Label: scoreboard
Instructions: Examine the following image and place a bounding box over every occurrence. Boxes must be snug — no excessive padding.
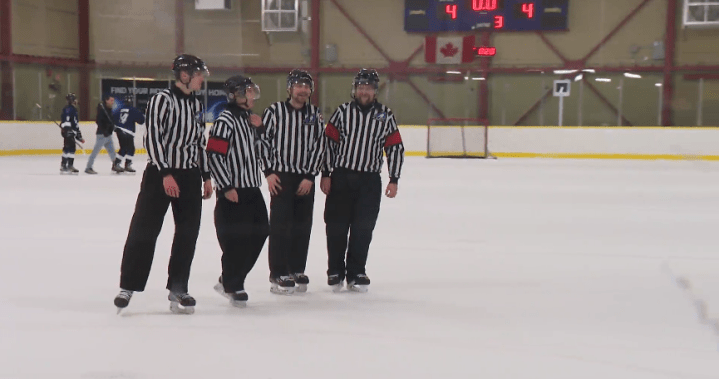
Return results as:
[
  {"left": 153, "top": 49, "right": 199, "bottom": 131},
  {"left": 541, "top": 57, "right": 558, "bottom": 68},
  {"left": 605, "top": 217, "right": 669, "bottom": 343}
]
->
[{"left": 405, "top": 0, "right": 569, "bottom": 32}]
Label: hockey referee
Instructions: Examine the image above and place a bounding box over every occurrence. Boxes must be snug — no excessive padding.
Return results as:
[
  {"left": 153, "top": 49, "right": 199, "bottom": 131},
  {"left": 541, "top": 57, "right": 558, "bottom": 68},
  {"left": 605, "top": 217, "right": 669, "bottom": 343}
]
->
[
  {"left": 114, "top": 54, "right": 214, "bottom": 314},
  {"left": 320, "top": 68, "right": 405, "bottom": 293},
  {"left": 207, "top": 75, "right": 269, "bottom": 307},
  {"left": 259, "top": 69, "right": 327, "bottom": 295}
]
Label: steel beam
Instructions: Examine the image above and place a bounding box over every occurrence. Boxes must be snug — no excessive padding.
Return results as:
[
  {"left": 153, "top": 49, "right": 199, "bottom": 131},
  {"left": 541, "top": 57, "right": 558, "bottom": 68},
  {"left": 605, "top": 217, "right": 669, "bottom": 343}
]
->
[
  {"left": 662, "top": 0, "right": 677, "bottom": 126},
  {"left": 1, "top": 0, "right": 13, "bottom": 120},
  {"left": 176, "top": 0, "right": 185, "bottom": 55},
  {"left": 78, "top": 0, "right": 90, "bottom": 120},
  {"left": 583, "top": 78, "right": 633, "bottom": 126},
  {"left": 310, "top": 0, "right": 321, "bottom": 105}
]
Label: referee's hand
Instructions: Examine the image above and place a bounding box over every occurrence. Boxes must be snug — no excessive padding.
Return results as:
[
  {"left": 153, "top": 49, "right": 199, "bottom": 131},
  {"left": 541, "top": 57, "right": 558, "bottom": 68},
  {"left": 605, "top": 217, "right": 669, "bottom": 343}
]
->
[
  {"left": 163, "top": 175, "right": 180, "bottom": 198},
  {"left": 320, "top": 177, "right": 331, "bottom": 195},
  {"left": 202, "top": 179, "right": 213, "bottom": 199},
  {"left": 266, "top": 174, "right": 282, "bottom": 196},
  {"left": 385, "top": 183, "right": 398, "bottom": 198},
  {"left": 296, "top": 179, "right": 313, "bottom": 196}
]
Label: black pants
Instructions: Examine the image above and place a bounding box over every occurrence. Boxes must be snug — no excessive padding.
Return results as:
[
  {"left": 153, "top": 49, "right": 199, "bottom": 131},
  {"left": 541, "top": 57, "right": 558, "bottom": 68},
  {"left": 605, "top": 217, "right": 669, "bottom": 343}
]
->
[
  {"left": 119, "top": 164, "right": 203, "bottom": 293},
  {"left": 61, "top": 130, "right": 77, "bottom": 167},
  {"left": 324, "top": 169, "right": 381, "bottom": 280},
  {"left": 62, "top": 132, "right": 76, "bottom": 154},
  {"left": 214, "top": 188, "right": 269, "bottom": 292},
  {"left": 268, "top": 172, "right": 315, "bottom": 278},
  {"left": 117, "top": 131, "right": 135, "bottom": 161}
]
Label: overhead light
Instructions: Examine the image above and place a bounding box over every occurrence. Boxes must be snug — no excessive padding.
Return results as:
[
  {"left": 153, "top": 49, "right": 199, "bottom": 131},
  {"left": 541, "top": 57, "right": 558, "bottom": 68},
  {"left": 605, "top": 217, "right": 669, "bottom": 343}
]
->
[
  {"left": 553, "top": 69, "right": 577, "bottom": 74},
  {"left": 582, "top": 69, "right": 596, "bottom": 73},
  {"left": 471, "top": 77, "right": 485, "bottom": 80},
  {"left": 120, "top": 77, "right": 157, "bottom": 81},
  {"left": 655, "top": 83, "right": 662, "bottom": 87},
  {"left": 624, "top": 73, "right": 642, "bottom": 79},
  {"left": 595, "top": 78, "right": 611, "bottom": 82},
  {"left": 574, "top": 74, "right": 583, "bottom": 82},
  {"left": 446, "top": 70, "right": 462, "bottom": 74}
]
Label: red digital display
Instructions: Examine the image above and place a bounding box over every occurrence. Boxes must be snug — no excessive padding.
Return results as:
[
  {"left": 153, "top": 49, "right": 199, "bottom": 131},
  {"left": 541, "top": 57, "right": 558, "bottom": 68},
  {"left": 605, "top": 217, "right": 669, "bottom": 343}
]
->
[
  {"left": 494, "top": 15, "right": 504, "bottom": 28},
  {"left": 445, "top": 4, "right": 458, "bottom": 20},
  {"left": 522, "top": 3, "right": 534, "bottom": 18},
  {"left": 471, "top": 0, "right": 498, "bottom": 11},
  {"left": 473, "top": 46, "right": 497, "bottom": 56}
]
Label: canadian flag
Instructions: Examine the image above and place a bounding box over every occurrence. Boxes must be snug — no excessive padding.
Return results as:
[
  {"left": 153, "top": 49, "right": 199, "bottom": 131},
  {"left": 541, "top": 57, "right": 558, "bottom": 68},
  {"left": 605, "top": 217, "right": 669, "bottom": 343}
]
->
[{"left": 425, "top": 35, "right": 475, "bottom": 64}]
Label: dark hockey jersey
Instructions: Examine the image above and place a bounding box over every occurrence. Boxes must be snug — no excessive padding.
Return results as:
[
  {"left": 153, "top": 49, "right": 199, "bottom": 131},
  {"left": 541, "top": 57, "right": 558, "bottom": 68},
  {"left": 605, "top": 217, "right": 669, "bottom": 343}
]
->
[{"left": 60, "top": 105, "right": 82, "bottom": 141}]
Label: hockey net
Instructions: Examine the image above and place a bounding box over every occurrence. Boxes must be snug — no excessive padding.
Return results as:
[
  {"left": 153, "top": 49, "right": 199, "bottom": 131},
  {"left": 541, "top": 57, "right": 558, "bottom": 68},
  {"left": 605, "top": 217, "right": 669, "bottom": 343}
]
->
[{"left": 426, "top": 118, "right": 492, "bottom": 158}]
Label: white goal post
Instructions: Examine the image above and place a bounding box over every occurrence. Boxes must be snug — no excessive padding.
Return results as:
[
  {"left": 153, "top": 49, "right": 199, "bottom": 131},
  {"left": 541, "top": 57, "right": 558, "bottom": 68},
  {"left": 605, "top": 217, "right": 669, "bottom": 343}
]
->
[{"left": 426, "top": 118, "right": 493, "bottom": 159}]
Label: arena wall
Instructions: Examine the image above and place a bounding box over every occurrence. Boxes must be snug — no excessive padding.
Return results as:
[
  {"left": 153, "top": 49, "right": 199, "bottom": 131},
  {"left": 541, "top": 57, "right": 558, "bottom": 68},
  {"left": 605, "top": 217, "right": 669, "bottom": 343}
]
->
[{"left": 2, "top": 122, "right": 718, "bottom": 160}]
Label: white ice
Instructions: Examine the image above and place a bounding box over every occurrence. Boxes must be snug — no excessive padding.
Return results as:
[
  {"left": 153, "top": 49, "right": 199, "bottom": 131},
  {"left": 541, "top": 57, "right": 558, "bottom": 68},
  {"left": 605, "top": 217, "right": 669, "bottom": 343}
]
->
[{"left": 1, "top": 155, "right": 719, "bottom": 379}]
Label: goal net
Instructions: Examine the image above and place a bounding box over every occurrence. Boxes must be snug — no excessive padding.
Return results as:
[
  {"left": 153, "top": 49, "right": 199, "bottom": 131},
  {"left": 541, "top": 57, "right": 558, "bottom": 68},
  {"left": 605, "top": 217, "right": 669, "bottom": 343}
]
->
[{"left": 426, "top": 118, "right": 491, "bottom": 158}]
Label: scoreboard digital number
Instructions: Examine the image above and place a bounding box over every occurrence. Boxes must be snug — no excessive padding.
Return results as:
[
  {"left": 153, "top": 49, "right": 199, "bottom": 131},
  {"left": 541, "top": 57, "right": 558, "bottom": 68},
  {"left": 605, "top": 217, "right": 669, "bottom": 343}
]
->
[{"left": 405, "top": 0, "right": 569, "bottom": 32}]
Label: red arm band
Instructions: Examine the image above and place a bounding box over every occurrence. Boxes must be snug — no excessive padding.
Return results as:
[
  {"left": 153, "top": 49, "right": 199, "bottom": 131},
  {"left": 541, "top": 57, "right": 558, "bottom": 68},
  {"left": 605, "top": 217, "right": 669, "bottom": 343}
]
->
[
  {"left": 206, "top": 137, "right": 230, "bottom": 156},
  {"left": 384, "top": 131, "right": 402, "bottom": 148},
  {"left": 325, "top": 122, "right": 340, "bottom": 143}
]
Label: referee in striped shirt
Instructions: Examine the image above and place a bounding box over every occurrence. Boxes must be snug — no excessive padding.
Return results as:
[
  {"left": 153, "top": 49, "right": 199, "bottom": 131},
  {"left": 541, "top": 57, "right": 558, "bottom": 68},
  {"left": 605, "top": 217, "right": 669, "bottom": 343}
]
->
[
  {"left": 321, "top": 68, "right": 405, "bottom": 293},
  {"left": 114, "top": 54, "right": 213, "bottom": 314},
  {"left": 207, "top": 75, "right": 269, "bottom": 307},
  {"left": 259, "top": 69, "right": 326, "bottom": 294}
]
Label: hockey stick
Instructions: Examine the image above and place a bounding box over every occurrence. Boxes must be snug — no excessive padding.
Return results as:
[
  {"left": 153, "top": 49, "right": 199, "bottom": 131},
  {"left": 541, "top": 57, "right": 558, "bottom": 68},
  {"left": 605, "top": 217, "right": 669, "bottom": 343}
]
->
[
  {"left": 98, "top": 102, "right": 136, "bottom": 136},
  {"left": 37, "top": 103, "right": 86, "bottom": 152}
]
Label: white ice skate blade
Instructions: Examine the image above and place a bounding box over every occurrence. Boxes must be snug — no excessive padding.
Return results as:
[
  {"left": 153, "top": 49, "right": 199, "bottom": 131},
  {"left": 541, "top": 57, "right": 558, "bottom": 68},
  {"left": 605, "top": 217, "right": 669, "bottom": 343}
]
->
[
  {"left": 270, "top": 285, "right": 295, "bottom": 295},
  {"left": 230, "top": 300, "right": 247, "bottom": 308},
  {"left": 347, "top": 284, "right": 368, "bottom": 293},
  {"left": 330, "top": 284, "right": 343, "bottom": 293},
  {"left": 296, "top": 284, "right": 308, "bottom": 293},
  {"left": 214, "top": 283, "right": 231, "bottom": 299},
  {"left": 169, "top": 302, "right": 195, "bottom": 314}
]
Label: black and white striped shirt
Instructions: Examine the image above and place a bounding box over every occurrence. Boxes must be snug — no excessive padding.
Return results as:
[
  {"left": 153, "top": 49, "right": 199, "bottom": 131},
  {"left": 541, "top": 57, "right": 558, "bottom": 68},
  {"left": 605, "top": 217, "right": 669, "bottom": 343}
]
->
[
  {"left": 324, "top": 101, "right": 405, "bottom": 182},
  {"left": 144, "top": 86, "right": 210, "bottom": 179},
  {"left": 206, "top": 106, "right": 267, "bottom": 190},
  {"left": 259, "top": 100, "right": 326, "bottom": 178}
]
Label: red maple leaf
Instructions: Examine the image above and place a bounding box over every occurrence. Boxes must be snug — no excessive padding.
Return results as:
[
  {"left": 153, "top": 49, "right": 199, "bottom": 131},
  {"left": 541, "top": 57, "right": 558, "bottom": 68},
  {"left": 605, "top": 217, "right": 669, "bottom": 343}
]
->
[{"left": 440, "top": 43, "right": 459, "bottom": 58}]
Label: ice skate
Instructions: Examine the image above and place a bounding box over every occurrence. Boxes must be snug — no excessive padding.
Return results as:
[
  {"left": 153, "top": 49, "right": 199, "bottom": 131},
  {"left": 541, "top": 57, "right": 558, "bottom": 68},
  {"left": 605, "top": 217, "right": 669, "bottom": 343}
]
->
[
  {"left": 112, "top": 159, "right": 125, "bottom": 174},
  {"left": 114, "top": 289, "right": 133, "bottom": 314},
  {"left": 228, "top": 291, "right": 248, "bottom": 308},
  {"left": 213, "top": 279, "right": 248, "bottom": 308},
  {"left": 85, "top": 167, "right": 97, "bottom": 175},
  {"left": 67, "top": 166, "right": 79, "bottom": 174},
  {"left": 328, "top": 274, "right": 344, "bottom": 293},
  {"left": 168, "top": 291, "right": 196, "bottom": 314},
  {"left": 124, "top": 161, "right": 136, "bottom": 173},
  {"left": 60, "top": 165, "right": 70, "bottom": 174},
  {"left": 269, "top": 275, "right": 295, "bottom": 295},
  {"left": 347, "top": 274, "right": 370, "bottom": 293},
  {"left": 291, "top": 273, "right": 309, "bottom": 293}
]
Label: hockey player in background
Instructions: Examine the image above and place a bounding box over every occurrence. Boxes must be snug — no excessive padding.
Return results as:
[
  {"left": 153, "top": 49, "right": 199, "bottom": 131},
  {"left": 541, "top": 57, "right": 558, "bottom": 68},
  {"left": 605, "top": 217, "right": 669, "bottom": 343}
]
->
[
  {"left": 321, "top": 69, "right": 405, "bottom": 293},
  {"left": 85, "top": 95, "right": 123, "bottom": 174},
  {"left": 207, "top": 75, "right": 269, "bottom": 307},
  {"left": 259, "top": 69, "right": 326, "bottom": 295},
  {"left": 114, "top": 95, "right": 145, "bottom": 173},
  {"left": 59, "top": 93, "right": 85, "bottom": 173}
]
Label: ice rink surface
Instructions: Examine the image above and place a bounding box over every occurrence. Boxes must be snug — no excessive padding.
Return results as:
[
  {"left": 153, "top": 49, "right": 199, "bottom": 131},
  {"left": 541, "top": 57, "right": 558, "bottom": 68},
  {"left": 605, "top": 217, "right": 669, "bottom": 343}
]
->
[{"left": 1, "top": 155, "right": 718, "bottom": 379}]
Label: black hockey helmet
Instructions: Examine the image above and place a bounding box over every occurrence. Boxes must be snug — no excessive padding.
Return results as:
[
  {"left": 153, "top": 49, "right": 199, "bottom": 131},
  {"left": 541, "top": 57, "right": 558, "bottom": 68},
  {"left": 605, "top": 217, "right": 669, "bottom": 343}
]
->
[
  {"left": 286, "top": 69, "right": 314, "bottom": 93},
  {"left": 66, "top": 93, "right": 77, "bottom": 104},
  {"left": 172, "top": 54, "right": 210, "bottom": 80},
  {"left": 352, "top": 68, "right": 380, "bottom": 98},
  {"left": 224, "top": 75, "right": 261, "bottom": 101}
]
